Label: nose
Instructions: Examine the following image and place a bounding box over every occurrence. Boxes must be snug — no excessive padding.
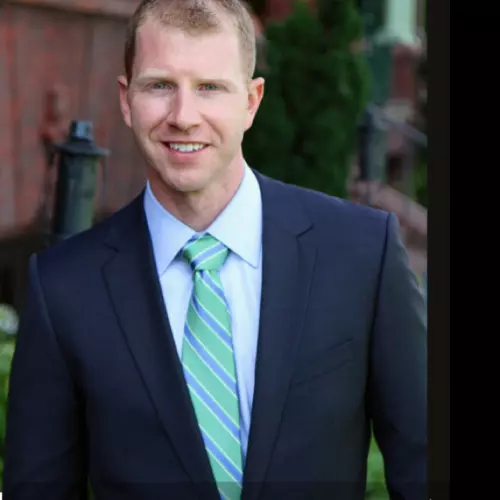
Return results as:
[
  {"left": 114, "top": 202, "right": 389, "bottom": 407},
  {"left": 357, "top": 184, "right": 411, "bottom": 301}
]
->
[{"left": 167, "top": 87, "right": 201, "bottom": 132}]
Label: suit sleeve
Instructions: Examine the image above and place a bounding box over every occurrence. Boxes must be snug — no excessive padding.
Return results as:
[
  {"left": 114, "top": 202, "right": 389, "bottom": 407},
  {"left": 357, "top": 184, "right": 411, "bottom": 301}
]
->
[
  {"left": 3, "top": 254, "right": 88, "bottom": 499},
  {"left": 368, "top": 212, "right": 427, "bottom": 500}
]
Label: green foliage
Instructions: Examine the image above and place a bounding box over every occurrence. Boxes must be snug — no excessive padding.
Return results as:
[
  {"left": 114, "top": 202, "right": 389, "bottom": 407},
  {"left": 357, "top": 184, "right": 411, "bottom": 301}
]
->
[
  {"left": 243, "top": 0, "right": 370, "bottom": 198},
  {"left": 412, "top": 160, "right": 427, "bottom": 208},
  {"left": 0, "top": 304, "right": 18, "bottom": 488},
  {"left": 366, "top": 437, "right": 389, "bottom": 500},
  {"left": 0, "top": 333, "right": 15, "bottom": 488}
]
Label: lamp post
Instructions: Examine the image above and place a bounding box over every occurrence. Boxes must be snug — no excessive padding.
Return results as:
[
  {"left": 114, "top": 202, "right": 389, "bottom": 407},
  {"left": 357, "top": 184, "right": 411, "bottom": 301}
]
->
[{"left": 50, "top": 120, "right": 109, "bottom": 244}]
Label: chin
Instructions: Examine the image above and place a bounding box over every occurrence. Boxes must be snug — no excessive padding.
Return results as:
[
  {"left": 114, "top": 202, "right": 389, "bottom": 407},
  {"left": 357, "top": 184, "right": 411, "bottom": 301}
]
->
[{"left": 158, "top": 168, "right": 216, "bottom": 194}]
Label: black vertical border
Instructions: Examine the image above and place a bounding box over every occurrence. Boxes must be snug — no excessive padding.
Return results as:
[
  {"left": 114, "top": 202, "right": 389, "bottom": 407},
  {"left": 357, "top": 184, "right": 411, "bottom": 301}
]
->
[{"left": 428, "top": 0, "right": 450, "bottom": 498}]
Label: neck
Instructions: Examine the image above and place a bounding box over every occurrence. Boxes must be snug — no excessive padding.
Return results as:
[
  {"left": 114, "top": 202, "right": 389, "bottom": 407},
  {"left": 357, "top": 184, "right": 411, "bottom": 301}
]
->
[{"left": 149, "top": 160, "right": 245, "bottom": 232}]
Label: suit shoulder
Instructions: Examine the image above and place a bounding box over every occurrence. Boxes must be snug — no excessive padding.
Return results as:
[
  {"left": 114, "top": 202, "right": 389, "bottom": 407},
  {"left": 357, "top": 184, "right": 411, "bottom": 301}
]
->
[
  {"left": 274, "top": 182, "right": 402, "bottom": 275},
  {"left": 35, "top": 195, "right": 140, "bottom": 276},
  {"left": 286, "top": 181, "right": 391, "bottom": 229}
]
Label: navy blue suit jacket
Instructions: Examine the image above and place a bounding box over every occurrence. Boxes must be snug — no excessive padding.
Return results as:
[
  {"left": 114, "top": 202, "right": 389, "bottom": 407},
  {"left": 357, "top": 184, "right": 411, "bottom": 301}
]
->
[{"left": 3, "top": 172, "right": 427, "bottom": 499}]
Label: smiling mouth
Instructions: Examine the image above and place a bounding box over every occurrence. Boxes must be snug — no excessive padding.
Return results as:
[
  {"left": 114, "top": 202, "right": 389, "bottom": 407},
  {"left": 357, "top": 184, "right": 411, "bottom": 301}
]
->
[{"left": 164, "top": 142, "right": 209, "bottom": 153}]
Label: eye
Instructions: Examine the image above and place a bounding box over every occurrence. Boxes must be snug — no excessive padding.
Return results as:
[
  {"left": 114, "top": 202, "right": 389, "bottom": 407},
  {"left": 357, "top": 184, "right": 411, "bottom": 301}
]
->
[
  {"left": 151, "top": 82, "right": 172, "bottom": 90},
  {"left": 200, "top": 83, "right": 219, "bottom": 91}
]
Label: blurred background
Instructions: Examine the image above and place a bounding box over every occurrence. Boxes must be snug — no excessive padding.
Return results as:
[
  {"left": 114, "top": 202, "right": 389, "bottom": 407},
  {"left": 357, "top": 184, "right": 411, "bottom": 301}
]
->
[{"left": 0, "top": 0, "right": 427, "bottom": 497}]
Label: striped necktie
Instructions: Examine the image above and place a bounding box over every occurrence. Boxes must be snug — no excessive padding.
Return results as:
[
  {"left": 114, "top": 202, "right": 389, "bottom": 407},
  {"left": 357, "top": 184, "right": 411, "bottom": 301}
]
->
[{"left": 181, "top": 234, "right": 243, "bottom": 500}]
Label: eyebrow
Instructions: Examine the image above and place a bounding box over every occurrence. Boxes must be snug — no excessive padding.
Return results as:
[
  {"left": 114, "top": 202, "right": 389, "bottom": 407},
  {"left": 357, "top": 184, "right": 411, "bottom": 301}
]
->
[{"left": 134, "top": 70, "right": 171, "bottom": 83}]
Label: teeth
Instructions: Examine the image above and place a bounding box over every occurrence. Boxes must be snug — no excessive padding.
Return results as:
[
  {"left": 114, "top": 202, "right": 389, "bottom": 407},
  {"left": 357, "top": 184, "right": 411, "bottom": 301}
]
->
[{"left": 169, "top": 143, "right": 205, "bottom": 153}]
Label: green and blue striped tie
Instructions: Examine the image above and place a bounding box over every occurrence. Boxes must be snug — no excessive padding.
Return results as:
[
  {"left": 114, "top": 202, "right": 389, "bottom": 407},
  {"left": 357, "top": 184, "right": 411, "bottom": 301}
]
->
[{"left": 181, "top": 234, "right": 243, "bottom": 500}]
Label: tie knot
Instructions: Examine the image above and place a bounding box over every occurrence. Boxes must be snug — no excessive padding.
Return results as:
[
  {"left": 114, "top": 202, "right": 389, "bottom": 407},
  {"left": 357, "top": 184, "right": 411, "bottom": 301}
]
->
[{"left": 182, "top": 234, "right": 229, "bottom": 272}]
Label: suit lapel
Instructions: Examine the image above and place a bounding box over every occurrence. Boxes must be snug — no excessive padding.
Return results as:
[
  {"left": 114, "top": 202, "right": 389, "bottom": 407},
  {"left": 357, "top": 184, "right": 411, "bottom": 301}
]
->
[
  {"left": 101, "top": 194, "right": 220, "bottom": 500},
  {"left": 242, "top": 172, "right": 316, "bottom": 500},
  {"left": 99, "top": 173, "right": 316, "bottom": 500}
]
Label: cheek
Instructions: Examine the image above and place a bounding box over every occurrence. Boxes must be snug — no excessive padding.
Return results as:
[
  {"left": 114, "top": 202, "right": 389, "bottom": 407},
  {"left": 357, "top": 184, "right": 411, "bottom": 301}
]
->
[
  {"left": 207, "top": 102, "right": 248, "bottom": 137},
  {"left": 131, "top": 97, "right": 167, "bottom": 130}
]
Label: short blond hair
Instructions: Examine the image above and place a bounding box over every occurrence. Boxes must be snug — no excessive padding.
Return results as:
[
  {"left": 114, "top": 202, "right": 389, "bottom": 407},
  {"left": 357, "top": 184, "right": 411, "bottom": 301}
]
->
[{"left": 124, "top": 0, "right": 257, "bottom": 81}]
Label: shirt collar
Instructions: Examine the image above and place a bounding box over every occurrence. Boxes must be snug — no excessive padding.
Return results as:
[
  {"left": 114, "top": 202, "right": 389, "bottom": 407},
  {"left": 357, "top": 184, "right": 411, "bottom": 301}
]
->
[{"left": 144, "top": 162, "right": 262, "bottom": 277}]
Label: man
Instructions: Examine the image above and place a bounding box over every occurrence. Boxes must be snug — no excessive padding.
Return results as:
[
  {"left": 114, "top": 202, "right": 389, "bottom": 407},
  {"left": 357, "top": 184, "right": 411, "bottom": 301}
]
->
[{"left": 3, "top": 0, "right": 427, "bottom": 499}]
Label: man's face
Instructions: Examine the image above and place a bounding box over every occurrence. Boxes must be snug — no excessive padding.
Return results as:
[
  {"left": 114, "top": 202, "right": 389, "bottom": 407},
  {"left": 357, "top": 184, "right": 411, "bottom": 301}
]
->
[{"left": 119, "top": 16, "right": 264, "bottom": 197}]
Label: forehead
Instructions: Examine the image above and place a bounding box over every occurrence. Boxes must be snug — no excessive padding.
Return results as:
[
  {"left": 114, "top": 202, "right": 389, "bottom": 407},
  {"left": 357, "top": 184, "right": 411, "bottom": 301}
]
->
[{"left": 133, "top": 17, "right": 244, "bottom": 80}]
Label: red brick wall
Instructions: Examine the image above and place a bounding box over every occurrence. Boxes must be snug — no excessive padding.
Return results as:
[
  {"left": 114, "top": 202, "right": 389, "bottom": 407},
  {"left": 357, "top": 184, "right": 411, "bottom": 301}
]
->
[
  {"left": 0, "top": 1, "right": 145, "bottom": 233},
  {"left": 0, "top": 10, "right": 16, "bottom": 229},
  {"left": 10, "top": 0, "right": 139, "bottom": 18}
]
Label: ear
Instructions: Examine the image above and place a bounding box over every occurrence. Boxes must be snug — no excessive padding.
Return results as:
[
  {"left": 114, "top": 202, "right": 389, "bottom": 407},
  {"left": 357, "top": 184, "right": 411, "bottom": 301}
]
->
[
  {"left": 245, "top": 76, "right": 265, "bottom": 130},
  {"left": 118, "top": 75, "right": 132, "bottom": 128}
]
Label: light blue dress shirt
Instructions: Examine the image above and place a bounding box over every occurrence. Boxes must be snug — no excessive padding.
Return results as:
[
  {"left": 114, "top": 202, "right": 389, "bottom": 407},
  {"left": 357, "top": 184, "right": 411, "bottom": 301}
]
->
[{"left": 143, "top": 163, "right": 263, "bottom": 462}]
